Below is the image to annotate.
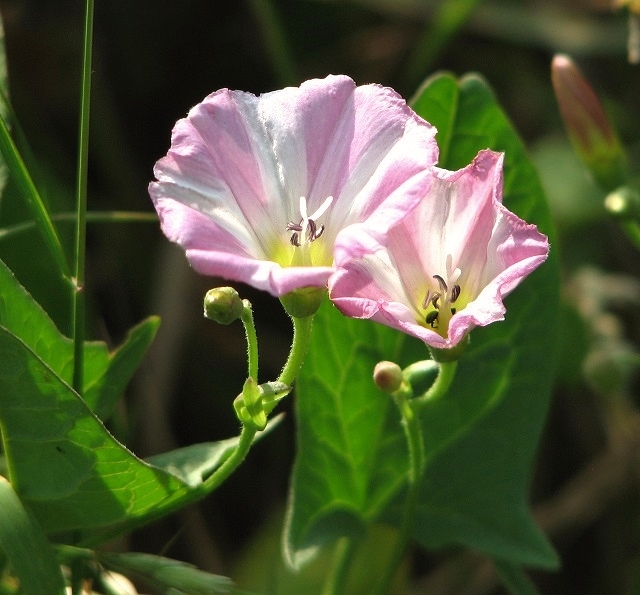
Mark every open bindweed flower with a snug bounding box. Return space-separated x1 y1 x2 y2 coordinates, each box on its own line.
329 150 549 352
149 75 438 298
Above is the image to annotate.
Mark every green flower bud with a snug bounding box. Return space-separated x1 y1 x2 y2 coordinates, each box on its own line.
203 287 244 325
373 361 404 393
605 183 640 221
280 286 326 318
234 377 267 430
551 54 627 190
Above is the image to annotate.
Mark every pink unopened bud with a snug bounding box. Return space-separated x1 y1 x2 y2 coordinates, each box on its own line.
373 361 404 394
551 54 627 190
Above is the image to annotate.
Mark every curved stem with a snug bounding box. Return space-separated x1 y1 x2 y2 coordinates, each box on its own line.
413 360 458 411
201 425 258 492
241 300 259 381
278 314 314 386
374 388 425 595
322 537 358 595
375 360 458 593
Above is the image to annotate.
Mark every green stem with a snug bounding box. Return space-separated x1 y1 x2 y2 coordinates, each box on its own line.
0 211 158 241
278 314 314 386
374 360 458 593
322 538 358 595
374 388 425 595
201 425 258 492
241 300 259 381
413 360 458 411
71 0 94 395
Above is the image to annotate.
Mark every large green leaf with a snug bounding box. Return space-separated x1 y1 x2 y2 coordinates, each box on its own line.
404 73 558 567
0 325 272 545
282 299 410 568
0 476 65 595
284 72 559 570
0 256 158 420
0 325 190 537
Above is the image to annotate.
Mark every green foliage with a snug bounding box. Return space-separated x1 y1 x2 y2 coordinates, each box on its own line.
0 256 277 548
99 552 233 594
284 73 560 572
0 257 158 420
0 476 65 595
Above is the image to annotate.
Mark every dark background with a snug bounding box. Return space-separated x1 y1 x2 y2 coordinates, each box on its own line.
1 1 639 593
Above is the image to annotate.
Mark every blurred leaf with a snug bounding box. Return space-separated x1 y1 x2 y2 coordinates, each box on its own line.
83 317 160 420
285 72 559 571
0 476 65 595
99 552 233 595
494 558 540 595
0 10 9 203
0 256 158 420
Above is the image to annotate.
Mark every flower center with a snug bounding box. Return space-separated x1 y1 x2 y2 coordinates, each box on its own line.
286 196 333 248
285 196 333 267
422 255 462 336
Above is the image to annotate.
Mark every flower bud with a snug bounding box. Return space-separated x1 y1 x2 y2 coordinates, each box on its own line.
373 361 404 393
551 54 627 190
204 287 244 324
234 377 267 430
280 286 326 318
605 183 640 221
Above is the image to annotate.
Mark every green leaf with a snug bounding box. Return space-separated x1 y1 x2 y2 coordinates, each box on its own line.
283 298 412 568
405 72 559 568
0 322 277 544
0 476 65 595
99 552 233 595
82 316 160 420
0 256 158 420
0 325 190 538
285 72 559 570
0 114 70 276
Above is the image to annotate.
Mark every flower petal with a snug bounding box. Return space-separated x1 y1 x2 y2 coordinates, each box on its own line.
330 149 550 349
150 75 438 296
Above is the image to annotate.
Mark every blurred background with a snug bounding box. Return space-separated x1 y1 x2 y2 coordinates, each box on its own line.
0 0 639 593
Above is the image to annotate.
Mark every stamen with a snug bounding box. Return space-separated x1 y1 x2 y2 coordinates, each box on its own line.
287 196 333 247
422 262 463 333
433 274 448 293
426 311 439 327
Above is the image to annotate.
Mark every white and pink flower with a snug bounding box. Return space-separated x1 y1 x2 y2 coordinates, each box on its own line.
329 150 549 349
149 75 438 296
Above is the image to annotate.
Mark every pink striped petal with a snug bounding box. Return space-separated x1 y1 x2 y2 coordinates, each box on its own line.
149 75 437 296
329 150 549 349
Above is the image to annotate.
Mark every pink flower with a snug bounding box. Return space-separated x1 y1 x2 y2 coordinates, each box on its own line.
149 75 438 296
329 150 549 349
